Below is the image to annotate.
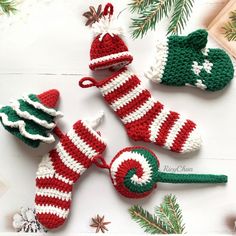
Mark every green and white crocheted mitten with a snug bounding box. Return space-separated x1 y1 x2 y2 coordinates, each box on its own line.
145 29 234 92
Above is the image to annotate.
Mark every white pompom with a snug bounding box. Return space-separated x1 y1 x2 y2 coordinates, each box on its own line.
92 16 123 41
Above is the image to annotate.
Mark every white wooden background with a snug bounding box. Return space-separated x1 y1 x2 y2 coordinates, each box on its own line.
0 0 236 234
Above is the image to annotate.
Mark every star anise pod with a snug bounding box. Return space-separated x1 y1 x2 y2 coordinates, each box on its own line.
83 4 103 27
90 215 111 233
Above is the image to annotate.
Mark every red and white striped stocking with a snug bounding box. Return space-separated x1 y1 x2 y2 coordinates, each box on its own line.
79 68 202 153
35 114 106 229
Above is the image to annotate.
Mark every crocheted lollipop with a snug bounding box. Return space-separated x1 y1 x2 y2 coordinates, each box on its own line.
145 29 234 91
88 3 133 71
95 146 227 199
0 89 62 148
35 112 107 229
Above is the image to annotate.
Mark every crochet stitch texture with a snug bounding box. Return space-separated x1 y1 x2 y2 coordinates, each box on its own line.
146 29 234 91
0 90 62 148
35 118 106 229
79 67 202 153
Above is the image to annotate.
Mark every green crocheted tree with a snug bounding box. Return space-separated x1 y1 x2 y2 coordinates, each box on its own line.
146 29 234 91
0 90 62 148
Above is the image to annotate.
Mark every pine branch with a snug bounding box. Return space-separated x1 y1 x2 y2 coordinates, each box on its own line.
130 0 174 39
129 0 156 13
223 10 236 41
155 194 185 234
167 0 194 35
0 0 16 15
129 205 169 234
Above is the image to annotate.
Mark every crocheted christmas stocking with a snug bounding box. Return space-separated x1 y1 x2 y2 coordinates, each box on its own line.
0 89 62 148
145 29 234 91
35 114 106 229
79 68 201 153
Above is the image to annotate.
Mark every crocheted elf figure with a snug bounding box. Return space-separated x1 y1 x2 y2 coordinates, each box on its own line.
88 3 133 71
79 68 202 153
35 113 106 229
0 89 62 148
94 146 228 199
145 29 234 91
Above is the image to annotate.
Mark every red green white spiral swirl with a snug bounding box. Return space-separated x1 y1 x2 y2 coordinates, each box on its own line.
109 146 160 199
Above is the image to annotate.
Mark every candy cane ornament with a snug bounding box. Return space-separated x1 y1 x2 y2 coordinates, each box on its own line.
94 146 227 199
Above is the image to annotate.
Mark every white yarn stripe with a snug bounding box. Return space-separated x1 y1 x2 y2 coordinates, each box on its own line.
67 128 98 159
22 95 63 117
149 107 170 143
82 120 105 144
121 98 155 124
11 100 56 129
164 118 187 150
89 51 132 65
145 38 169 83
181 128 202 153
55 173 73 185
110 151 152 185
36 154 55 179
110 84 145 111
36 188 71 201
56 142 86 175
100 69 134 96
35 204 69 219
0 113 55 143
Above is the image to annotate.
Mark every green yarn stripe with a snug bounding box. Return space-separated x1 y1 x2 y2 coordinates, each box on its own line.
157 172 227 184
123 148 159 193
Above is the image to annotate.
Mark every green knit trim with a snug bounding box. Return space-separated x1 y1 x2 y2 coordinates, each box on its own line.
157 172 227 184
123 148 159 193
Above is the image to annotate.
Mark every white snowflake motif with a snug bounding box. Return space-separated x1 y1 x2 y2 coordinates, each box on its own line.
195 79 207 90
12 207 46 233
201 48 209 56
203 59 213 73
192 61 203 76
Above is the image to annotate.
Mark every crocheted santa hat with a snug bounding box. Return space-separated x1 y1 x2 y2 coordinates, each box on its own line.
89 3 133 71
0 89 62 148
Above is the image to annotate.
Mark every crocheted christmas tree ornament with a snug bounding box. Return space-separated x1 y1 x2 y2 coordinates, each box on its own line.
0 89 62 148
79 68 202 153
145 29 234 91
89 3 133 71
35 113 106 229
99 146 227 199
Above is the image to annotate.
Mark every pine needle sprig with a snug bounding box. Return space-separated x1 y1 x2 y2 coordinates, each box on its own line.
129 205 169 234
155 194 185 234
0 0 16 15
129 194 185 234
129 0 157 13
130 0 174 39
223 10 236 41
167 0 194 35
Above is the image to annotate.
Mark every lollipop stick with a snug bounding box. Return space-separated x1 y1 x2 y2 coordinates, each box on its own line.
157 172 227 184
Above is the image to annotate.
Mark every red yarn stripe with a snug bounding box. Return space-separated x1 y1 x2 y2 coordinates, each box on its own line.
116 90 151 119
61 134 92 169
50 149 81 182
156 111 180 147
73 121 106 154
125 102 164 141
103 75 140 104
36 178 73 193
36 213 65 229
35 196 71 210
171 120 196 152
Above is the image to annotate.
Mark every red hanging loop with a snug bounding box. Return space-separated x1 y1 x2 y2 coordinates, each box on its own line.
53 126 65 139
93 155 110 170
78 77 98 88
103 3 114 17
